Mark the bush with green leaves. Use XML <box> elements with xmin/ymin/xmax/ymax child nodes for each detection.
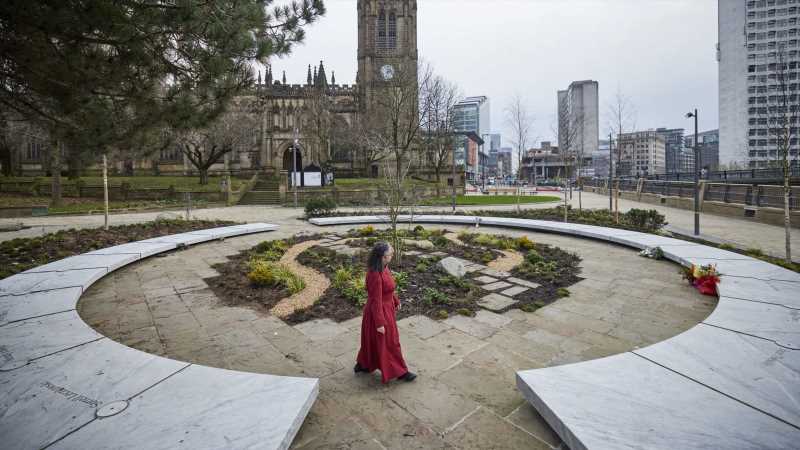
<box><xmin>333</xmin><ymin>266</ymin><xmax>368</xmax><ymax>306</ymax></box>
<box><xmin>304</xmin><ymin>198</ymin><xmax>337</xmax><ymax>218</ymax></box>
<box><xmin>393</xmin><ymin>271</ymin><xmax>409</xmax><ymax>290</ymax></box>
<box><xmin>252</xmin><ymin>239</ymin><xmax>289</xmax><ymax>262</ymax></box>
<box><xmin>515</xmin><ymin>236</ymin><xmax>536</xmax><ymax>250</ymax></box>
<box><xmin>622</xmin><ymin>209</ymin><xmax>667</xmax><ymax>233</ymax></box>
<box><xmin>422</xmin><ymin>287</ymin><xmax>448</xmax><ymax>306</ymax></box>
<box><xmin>247</xmin><ymin>260</ymin><xmax>306</xmax><ymax>294</ymax></box>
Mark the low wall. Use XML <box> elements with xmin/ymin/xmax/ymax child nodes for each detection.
<box><xmin>586</xmin><ymin>185</ymin><xmax>800</xmax><ymax>229</ymax></box>
<box><xmin>284</xmin><ymin>185</ymin><xmax>449</xmax><ymax>206</ymax></box>
<box><xmin>0</xmin><ymin>180</ymin><xmax>227</xmax><ymax>203</ymax></box>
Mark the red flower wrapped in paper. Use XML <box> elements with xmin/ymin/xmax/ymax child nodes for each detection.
<box><xmin>684</xmin><ymin>264</ymin><xmax>720</xmax><ymax>297</ymax></box>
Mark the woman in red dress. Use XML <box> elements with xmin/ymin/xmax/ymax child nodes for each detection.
<box><xmin>354</xmin><ymin>242</ymin><xmax>417</xmax><ymax>383</ymax></box>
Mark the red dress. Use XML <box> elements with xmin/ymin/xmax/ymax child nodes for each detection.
<box><xmin>356</xmin><ymin>268</ymin><xmax>408</xmax><ymax>383</ymax></box>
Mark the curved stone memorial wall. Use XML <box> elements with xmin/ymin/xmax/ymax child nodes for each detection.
<box><xmin>0</xmin><ymin>223</ymin><xmax>319</xmax><ymax>450</ymax></box>
<box><xmin>309</xmin><ymin>215</ymin><xmax>800</xmax><ymax>450</ymax></box>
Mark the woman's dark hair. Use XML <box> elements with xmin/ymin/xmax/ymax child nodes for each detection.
<box><xmin>367</xmin><ymin>242</ymin><xmax>391</xmax><ymax>272</ymax></box>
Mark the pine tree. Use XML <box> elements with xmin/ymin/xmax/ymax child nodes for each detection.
<box><xmin>0</xmin><ymin>0</ymin><xmax>326</xmax><ymax>203</ymax></box>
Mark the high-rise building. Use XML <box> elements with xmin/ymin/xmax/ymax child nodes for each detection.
<box><xmin>617</xmin><ymin>131</ymin><xmax>666</xmax><ymax>176</ymax></box>
<box><xmin>453</xmin><ymin>96</ymin><xmax>491</xmax><ymax>181</ymax></box>
<box><xmin>655</xmin><ymin>128</ymin><xmax>686</xmax><ymax>174</ymax></box>
<box><xmin>684</xmin><ymin>129</ymin><xmax>720</xmax><ymax>172</ymax></box>
<box><xmin>557</xmin><ymin>80</ymin><xmax>600</xmax><ymax>161</ymax></box>
<box><xmin>497</xmin><ymin>147</ymin><xmax>513</xmax><ymax>179</ymax></box>
<box><xmin>718</xmin><ymin>0</ymin><xmax>800</xmax><ymax>168</ymax></box>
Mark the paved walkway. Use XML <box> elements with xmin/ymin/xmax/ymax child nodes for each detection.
<box><xmin>78</xmin><ymin>223</ymin><xmax>714</xmax><ymax>449</ymax></box>
<box><xmin>1</xmin><ymin>191</ymin><xmax>794</xmax><ymax>261</ymax></box>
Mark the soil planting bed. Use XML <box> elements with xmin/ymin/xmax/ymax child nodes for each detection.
<box><xmin>206</xmin><ymin>226</ymin><xmax>583</xmax><ymax>325</ymax></box>
<box><xmin>0</xmin><ymin>219</ymin><xmax>239</xmax><ymax>279</ymax></box>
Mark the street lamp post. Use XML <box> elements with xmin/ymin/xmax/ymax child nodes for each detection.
<box><xmin>608</xmin><ymin>133</ymin><xmax>613</xmax><ymax>211</ymax></box>
<box><xmin>686</xmin><ymin>109</ymin><xmax>700</xmax><ymax>236</ymax></box>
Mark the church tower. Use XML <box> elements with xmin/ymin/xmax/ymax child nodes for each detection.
<box><xmin>357</xmin><ymin>0</ymin><xmax>418</xmax><ymax>110</ymax></box>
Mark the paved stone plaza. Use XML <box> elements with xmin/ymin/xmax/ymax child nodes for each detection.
<box><xmin>78</xmin><ymin>223</ymin><xmax>715</xmax><ymax>449</ymax></box>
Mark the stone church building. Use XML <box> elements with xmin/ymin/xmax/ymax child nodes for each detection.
<box><xmin>5</xmin><ymin>0</ymin><xmax>420</xmax><ymax>182</ymax></box>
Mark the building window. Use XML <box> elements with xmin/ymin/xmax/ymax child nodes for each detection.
<box><xmin>388</xmin><ymin>13</ymin><xmax>397</xmax><ymax>49</ymax></box>
<box><xmin>26</xmin><ymin>140</ymin><xmax>42</xmax><ymax>161</ymax></box>
<box><xmin>377</xmin><ymin>10</ymin><xmax>386</xmax><ymax>49</ymax></box>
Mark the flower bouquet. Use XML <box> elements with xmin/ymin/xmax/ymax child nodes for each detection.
<box><xmin>682</xmin><ymin>263</ymin><xmax>720</xmax><ymax>296</ymax></box>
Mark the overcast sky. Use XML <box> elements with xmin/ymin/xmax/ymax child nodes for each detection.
<box><xmin>269</xmin><ymin>0</ymin><xmax>719</xmax><ymax>147</ymax></box>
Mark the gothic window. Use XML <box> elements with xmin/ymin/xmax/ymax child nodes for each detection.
<box><xmin>25</xmin><ymin>140</ymin><xmax>42</xmax><ymax>161</ymax></box>
<box><xmin>377</xmin><ymin>10</ymin><xmax>386</xmax><ymax>49</ymax></box>
<box><xmin>160</xmin><ymin>145</ymin><xmax>182</xmax><ymax>162</ymax></box>
<box><xmin>388</xmin><ymin>13</ymin><xmax>397</xmax><ymax>49</ymax></box>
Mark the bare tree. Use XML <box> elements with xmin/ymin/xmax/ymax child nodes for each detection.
<box><xmin>175</xmin><ymin>111</ymin><xmax>257</xmax><ymax>185</ymax></box>
<box><xmin>605</xmin><ymin>87</ymin><xmax>637</xmax><ymax>222</ymax></box>
<box><xmin>371</xmin><ymin>61</ymin><xmax>428</xmax><ymax>177</ymax></box>
<box><xmin>505</xmin><ymin>94</ymin><xmax>534</xmax><ymax>212</ymax></box>
<box><xmin>301</xmin><ymin>84</ymin><xmax>334</xmax><ymax>165</ymax></box>
<box><xmin>766</xmin><ymin>44</ymin><xmax>795</xmax><ymax>262</ymax></box>
<box><xmin>556</xmin><ymin>96</ymin><xmax>582</xmax><ymax>220</ymax></box>
<box><xmin>419</xmin><ymin>71</ymin><xmax>462</xmax><ymax>195</ymax></box>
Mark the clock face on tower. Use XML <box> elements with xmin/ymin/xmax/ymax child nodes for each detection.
<box><xmin>380</xmin><ymin>64</ymin><xmax>395</xmax><ymax>81</ymax></box>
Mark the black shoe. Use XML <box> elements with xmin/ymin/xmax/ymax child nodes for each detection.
<box><xmin>399</xmin><ymin>371</ymin><xmax>417</xmax><ymax>382</ymax></box>
<box><xmin>354</xmin><ymin>363</ymin><xmax>369</xmax><ymax>374</ymax></box>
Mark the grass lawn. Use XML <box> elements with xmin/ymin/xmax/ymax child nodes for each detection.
<box><xmin>0</xmin><ymin>175</ymin><xmax>243</xmax><ymax>192</ymax></box>
<box><xmin>0</xmin><ymin>195</ymin><xmax>211</xmax><ymax>214</ymax></box>
<box><xmin>421</xmin><ymin>195</ymin><xmax>561</xmax><ymax>206</ymax></box>
<box><xmin>334</xmin><ymin>177</ymin><xmax>438</xmax><ymax>188</ymax></box>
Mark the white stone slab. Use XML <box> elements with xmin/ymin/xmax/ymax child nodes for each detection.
<box><xmin>0</xmin><ymin>311</ymin><xmax>102</xmax><ymax>371</ymax></box>
<box><xmin>704</xmin><ymin>297</ymin><xmax>800</xmax><ymax>350</ymax></box>
<box><xmin>0</xmin><ymin>268</ymin><xmax>107</xmax><ymax>296</ymax></box>
<box><xmin>516</xmin><ymin>352</ymin><xmax>800</xmax><ymax>450</ymax></box>
<box><xmin>658</xmin><ymin>245</ymin><xmax>754</xmax><ymax>266</ymax></box>
<box><xmin>507</xmin><ymin>277</ymin><xmax>541</xmax><ymax>289</ymax></box>
<box><xmin>0</xmin><ymin>338</ymin><xmax>187</xmax><ymax>450</ymax></box>
<box><xmin>716</xmin><ymin>276</ymin><xmax>800</xmax><ymax>309</ymax></box>
<box><xmin>635</xmin><ymin>324</ymin><xmax>800</xmax><ymax>428</ymax></box>
<box><xmin>478</xmin><ymin>293</ymin><xmax>517</xmax><ymax>311</ymax></box>
<box><xmin>86</xmin><ymin>241</ymin><xmax>177</xmax><ymax>258</ymax></box>
<box><xmin>482</xmin><ymin>268</ymin><xmax>512</xmax><ymax>278</ymax></box>
<box><xmin>0</xmin><ymin>287</ymin><xmax>82</xmax><ymax>326</ymax></box>
<box><xmin>52</xmin><ymin>364</ymin><xmax>319</xmax><ymax>450</ymax></box>
<box><xmin>501</xmin><ymin>286</ymin><xmax>529</xmax><ymax>297</ymax></box>
<box><xmin>482</xmin><ymin>281</ymin><xmax>513</xmax><ymax>291</ymax></box>
<box><xmin>139</xmin><ymin>232</ymin><xmax>215</xmax><ymax>246</ymax></box>
<box><xmin>690</xmin><ymin>258</ymin><xmax>800</xmax><ymax>284</ymax></box>
<box><xmin>187</xmin><ymin>223</ymin><xmax>278</xmax><ymax>239</ymax></box>
<box><xmin>474</xmin><ymin>275</ymin><xmax>499</xmax><ymax>284</ymax></box>
<box><xmin>23</xmin><ymin>253</ymin><xmax>140</xmax><ymax>274</ymax></box>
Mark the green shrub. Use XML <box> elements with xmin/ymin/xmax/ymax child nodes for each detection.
<box><xmin>520</xmin><ymin>304</ymin><xmax>538</xmax><ymax>313</ymax></box>
<box><xmin>534</xmin><ymin>300</ymin><xmax>547</xmax><ymax>307</ymax></box>
<box><xmin>435</xmin><ymin>310</ymin><xmax>449</xmax><ymax>320</ymax></box>
<box><xmin>422</xmin><ymin>287</ymin><xmax>448</xmax><ymax>306</ymax></box>
<box><xmin>393</xmin><ymin>271</ymin><xmax>409</xmax><ymax>290</ymax></box>
<box><xmin>415</xmin><ymin>260</ymin><xmax>430</xmax><ymax>272</ymax></box>
<box><xmin>746</xmin><ymin>247</ymin><xmax>765</xmax><ymax>257</ymax></box>
<box><xmin>556</xmin><ymin>288</ymin><xmax>570</xmax><ymax>298</ymax></box>
<box><xmin>358</xmin><ymin>225</ymin><xmax>376</xmax><ymax>236</ymax></box>
<box><xmin>515</xmin><ymin>236</ymin><xmax>536</xmax><ymax>250</ymax></box>
<box><xmin>304</xmin><ymin>198</ymin><xmax>337</xmax><ymax>218</ymax></box>
<box><xmin>525</xmin><ymin>250</ymin><xmax>543</xmax><ymax>264</ymax></box>
<box><xmin>366</xmin><ymin>237</ymin><xmax>377</xmax><ymax>246</ymax></box>
<box><xmin>333</xmin><ymin>266</ymin><xmax>367</xmax><ymax>306</ymax></box>
<box><xmin>428</xmin><ymin>234</ymin><xmax>450</xmax><ymax>248</ymax></box>
<box><xmin>247</xmin><ymin>260</ymin><xmax>305</xmax><ymax>294</ymax></box>
<box><xmin>457</xmin><ymin>308</ymin><xmax>474</xmax><ymax>317</ymax></box>
<box><xmin>622</xmin><ymin>209</ymin><xmax>667</xmax><ymax>233</ymax></box>
<box><xmin>719</xmin><ymin>243</ymin><xmax>736</xmax><ymax>251</ymax></box>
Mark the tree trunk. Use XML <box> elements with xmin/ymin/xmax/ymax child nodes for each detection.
<box><xmin>563</xmin><ymin>180</ymin><xmax>568</xmax><ymax>222</ymax></box>
<box><xmin>199</xmin><ymin>168</ymin><xmax>209</xmax><ymax>185</ymax></box>
<box><xmin>435</xmin><ymin>169</ymin><xmax>441</xmax><ymax>196</ymax></box>
<box><xmin>50</xmin><ymin>141</ymin><xmax>63</xmax><ymax>207</ymax></box>
<box><xmin>784</xmin><ymin>156</ymin><xmax>792</xmax><ymax>263</ymax></box>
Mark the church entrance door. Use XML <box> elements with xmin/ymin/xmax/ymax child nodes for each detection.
<box><xmin>283</xmin><ymin>147</ymin><xmax>303</xmax><ymax>187</ymax></box>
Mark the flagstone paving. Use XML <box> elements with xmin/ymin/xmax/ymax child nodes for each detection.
<box><xmin>77</xmin><ymin>223</ymin><xmax>715</xmax><ymax>449</ymax></box>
